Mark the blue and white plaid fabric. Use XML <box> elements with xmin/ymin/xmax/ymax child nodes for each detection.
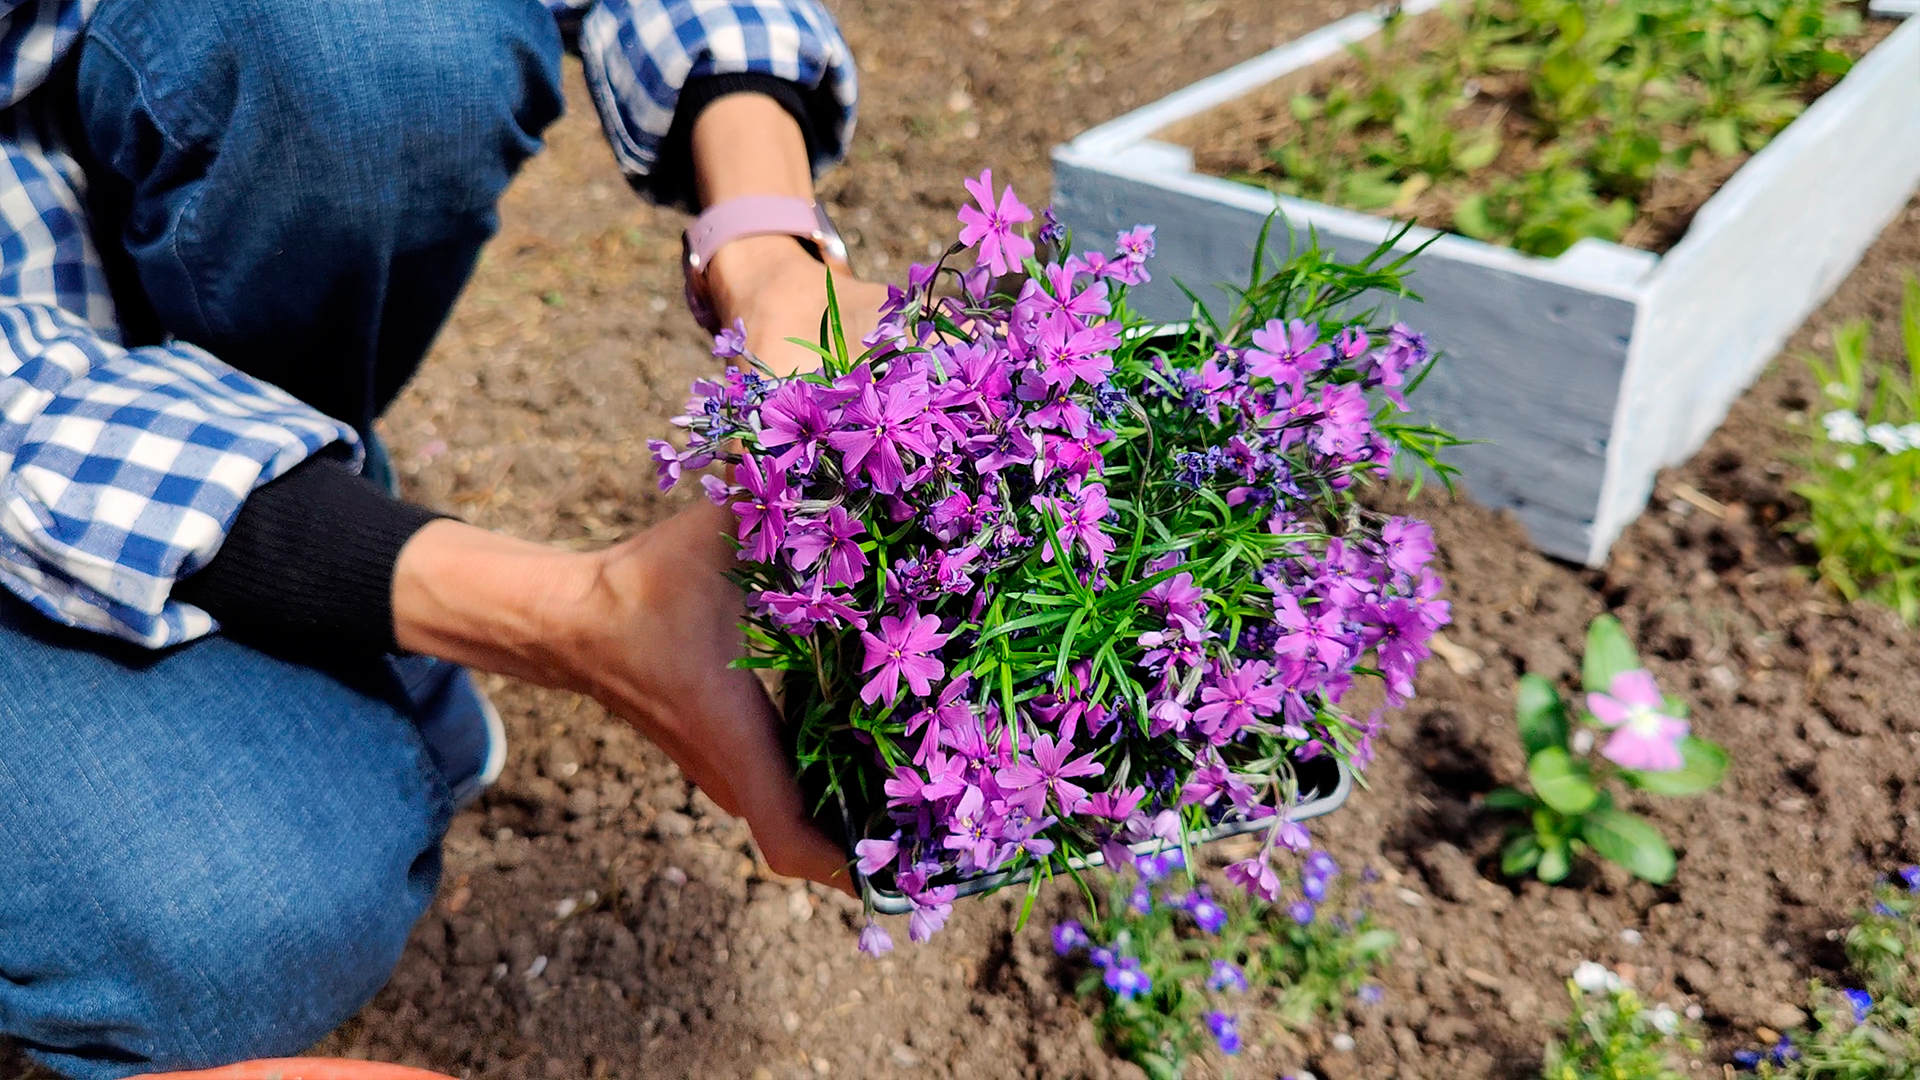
<box><xmin>0</xmin><ymin>0</ymin><xmax>856</xmax><ymax>648</ymax></box>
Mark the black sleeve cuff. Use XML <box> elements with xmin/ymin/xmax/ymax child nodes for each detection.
<box><xmin>173</xmin><ymin>454</ymin><xmax>447</xmax><ymax>656</ymax></box>
<box><xmin>643</xmin><ymin>72</ymin><xmax>832</xmax><ymax>212</ymax></box>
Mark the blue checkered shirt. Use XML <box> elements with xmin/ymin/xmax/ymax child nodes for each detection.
<box><xmin>0</xmin><ymin>0</ymin><xmax>856</xmax><ymax>648</ymax></box>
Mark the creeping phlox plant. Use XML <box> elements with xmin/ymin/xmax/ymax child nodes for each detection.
<box><xmin>1246</xmin><ymin>0</ymin><xmax>1863</xmax><ymax>257</ymax></box>
<box><xmin>1543</xmin><ymin>962</ymin><xmax>1700</xmax><ymax>1080</ymax></box>
<box><xmin>1489</xmin><ymin>616</ymin><xmax>1728</xmax><ymax>885</ymax></box>
<box><xmin>1053</xmin><ymin>847</ymin><xmax>1394</xmax><ymax>1080</ymax></box>
<box><xmin>1739</xmin><ymin>868</ymin><xmax>1920</xmax><ymax>1079</ymax></box>
<box><xmin>652</xmin><ymin>170</ymin><xmax>1460</xmax><ymax>950</ymax></box>
<box><xmin>1796</xmin><ymin>277</ymin><xmax>1920</xmax><ymax>623</ymax></box>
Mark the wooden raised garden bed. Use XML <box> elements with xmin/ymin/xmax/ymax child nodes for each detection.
<box><xmin>1053</xmin><ymin>0</ymin><xmax>1920</xmax><ymax>564</ymax></box>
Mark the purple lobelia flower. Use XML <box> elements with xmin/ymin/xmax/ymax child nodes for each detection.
<box><xmin>1208</xmin><ymin>960</ymin><xmax>1248</xmax><ymax>993</ymax></box>
<box><xmin>1288</xmin><ymin>900</ymin><xmax>1316</xmax><ymax>925</ymax></box>
<box><xmin>785</xmin><ymin>505</ymin><xmax>870</xmax><ymax>588</ymax></box>
<box><xmin>998</xmin><ymin>732</ymin><xmax>1105</xmax><ymax>815</ymax></box>
<box><xmin>1844</xmin><ymin>988</ymin><xmax>1873</xmax><ymax>1024</ymax></box>
<box><xmin>1205</xmin><ymin>1012</ymin><xmax>1242</xmax><ymax>1055</ymax></box>
<box><xmin>731</xmin><ymin>453</ymin><xmax>796</xmax><ymax>563</ymax></box>
<box><xmin>1037</xmin><ymin>205</ymin><xmax>1067</xmax><ymax>247</ymax></box>
<box><xmin>1104</xmin><ymin>956</ymin><xmax>1152</xmax><ymax>1001</ymax></box>
<box><xmin>1901</xmin><ymin>866</ymin><xmax>1920</xmax><ymax>892</ymax></box>
<box><xmin>1188</xmin><ymin>890</ymin><xmax>1228</xmax><ymax>934</ymax></box>
<box><xmin>957</xmin><ymin>168</ymin><xmax>1036</xmax><ymax>276</ymax></box>
<box><xmin>1586</xmin><ymin>670</ymin><xmax>1688</xmax><ymax>772</ymax></box>
<box><xmin>1053</xmin><ymin>919</ymin><xmax>1090</xmax><ymax>956</ymax></box>
<box><xmin>858</xmin><ymin>610</ymin><xmax>950</xmax><ymax>706</ymax></box>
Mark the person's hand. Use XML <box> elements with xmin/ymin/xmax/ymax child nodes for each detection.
<box><xmin>706</xmin><ymin>234</ymin><xmax>888</xmax><ymax>377</ymax></box>
<box><xmin>392</xmin><ymin>510</ymin><xmax>852</xmax><ymax>893</ymax></box>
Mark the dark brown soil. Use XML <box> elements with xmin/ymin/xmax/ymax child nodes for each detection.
<box><xmin>8</xmin><ymin>3</ymin><xmax>1920</xmax><ymax>1079</ymax></box>
<box><xmin>1174</xmin><ymin>7</ymin><xmax>1896</xmax><ymax>254</ymax></box>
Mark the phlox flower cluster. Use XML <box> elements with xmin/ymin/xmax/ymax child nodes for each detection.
<box><xmin>653</xmin><ymin>168</ymin><xmax>1448</xmax><ymax>949</ymax></box>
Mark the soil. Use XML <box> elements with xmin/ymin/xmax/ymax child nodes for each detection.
<box><xmin>1172</xmin><ymin>6</ymin><xmax>1897</xmax><ymax>254</ymax></box>
<box><xmin>7</xmin><ymin>2</ymin><xmax>1920</xmax><ymax>1079</ymax></box>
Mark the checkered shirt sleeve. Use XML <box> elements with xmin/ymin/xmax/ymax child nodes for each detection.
<box><xmin>0</xmin><ymin>103</ymin><xmax>359</xmax><ymax>648</ymax></box>
<box><xmin>549</xmin><ymin>0</ymin><xmax>858</xmax><ymax>189</ymax></box>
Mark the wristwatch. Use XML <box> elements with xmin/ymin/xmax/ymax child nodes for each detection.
<box><xmin>681</xmin><ymin>195</ymin><xmax>850</xmax><ymax>334</ymax></box>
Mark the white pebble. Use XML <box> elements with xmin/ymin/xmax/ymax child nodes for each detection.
<box><xmin>1396</xmin><ymin>888</ymin><xmax>1425</xmax><ymax>907</ymax></box>
<box><xmin>525</xmin><ymin>955</ymin><xmax>548</xmax><ymax>981</ymax></box>
<box><xmin>662</xmin><ymin>865</ymin><xmax>688</xmax><ymax>886</ymax></box>
<box><xmin>1331</xmin><ymin>1033</ymin><xmax>1356</xmax><ymax>1052</ymax></box>
<box><xmin>1619</xmin><ymin>928</ymin><xmax>1644</xmax><ymax>946</ymax></box>
<box><xmin>554</xmin><ymin>897</ymin><xmax>579</xmax><ymax>920</ymax></box>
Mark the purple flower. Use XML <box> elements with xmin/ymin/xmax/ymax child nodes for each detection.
<box><xmin>1033</xmin><ymin>479</ymin><xmax>1115</xmax><ymax>569</ymax></box>
<box><xmin>713</xmin><ymin>318</ymin><xmax>749</xmax><ymax>359</ymax></box>
<box><xmin>1205</xmin><ymin>1012</ymin><xmax>1241</xmax><ymax>1055</ymax></box>
<box><xmin>648</xmin><ymin>438</ymin><xmax>712</xmax><ymax>493</ymax></box>
<box><xmin>1272</xmin><ymin>594</ymin><xmax>1350</xmax><ymax>668</ymax></box>
<box><xmin>1380</xmin><ymin>517</ymin><xmax>1437</xmax><ymax>577</ymax></box>
<box><xmin>1207</xmin><ymin>960</ymin><xmax>1248</xmax><ymax>993</ymax></box>
<box><xmin>854</xmin><ymin>837</ymin><xmax>899</xmax><ymax>878</ymax></box>
<box><xmin>1188</xmin><ymin>891</ymin><xmax>1228</xmax><ymax>934</ymax></box>
<box><xmin>858</xmin><ymin>610</ymin><xmax>950</xmax><ymax>707</ymax></box>
<box><xmin>884</xmin><ymin>752</ymin><xmax>968</xmax><ymax>807</ymax></box>
<box><xmin>1358</xmin><ymin>984</ymin><xmax>1385</xmax><ymax>1005</ymax></box>
<box><xmin>1018</xmin><ymin>262</ymin><xmax>1111</xmax><ymax>322</ymax></box>
<box><xmin>1312</xmin><ymin>383</ymin><xmax>1373</xmax><ymax>458</ymax></box>
<box><xmin>1844</xmin><ymin>988</ymin><xmax>1873</xmax><ymax>1023</ymax></box>
<box><xmin>730</xmin><ymin>453</ymin><xmax>796</xmax><ymax>563</ymax></box>
<box><xmin>1128</xmin><ymin>883</ymin><xmax>1153</xmax><ymax>915</ymax></box>
<box><xmin>1364</xmin><ymin>323</ymin><xmax>1430</xmax><ymax>407</ymax></box>
<box><xmin>1362</xmin><ymin>598</ymin><xmax>1432</xmax><ymax>706</ymax></box>
<box><xmin>1247</xmin><ymin>318</ymin><xmax>1331</xmax><ymax>388</ymax></box>
<box><xmin>1899</xmin><ymin>866</ymin><xmax>1920</xmax><ymax>893</ymax></box>
<box><xmin>1586</xmin><ymin>670</ymin><xmax>1689</xmax><ymax>772</ymax></box>
<box><xmin>997</xmin><ymin>732</ymin><xmax>1105</xmax><ymax>814</ymax></box>
<box><xmin>1104</xmin><ymin>956</ymin><xmax>1152</xmax><ymax>1001</ymax></box>
<box><xmin>957</xmin><ymin>168</ymin><xmax>1036</xmax><ymax>276</ymax></box>
<box><xmin>1085</xmin><ymin>786</ymin><xmax>1145</xmax><ymax>822</ymax></box>
<box><xmin>1288</xmin><ymin>900</ymin><xmax>1316</xmax><ymax>925</ymax></box>
<box><xmin>1053</xmin><ymin>920</ymin><xmax>1090</xmax><ymax>956</ymax></box>
<box><xmin>1194</xmin><ymin>660</ymin><xmax>1283</xmax><ymax>741</ymax></box>
<box><xmin>785</xmin><ymin>505</ymin><xmax>870</xmax><ymax>588</ymax></box>
<box><xmin>942</xmin><ymin>786</ymin><xmax>1004</xmax><ymax>871</ymax></box>
<box><xmin>755</xmin><ymin>578</ymin><xmax>867</xmax><ymax>634</ymax></box>
<box><xmin>1090</xmin><ymin>946</ymin><xmax>1116</xmax><ymax>970</ymax></box>
<box><xmin>858</xmin><ymin>923</ymin><xmax>893</xmax><ymax>956</ymax></box>
<box><xmin>758</xmin><ymin>380</ymin><xmax>845</xmax><ymax>473</ymax></box>
<box><xmin>1037</xmin><ymin>206</ymin><xmax>1067</xmax><ymax>246</ymax></box>
<box><xmin>826</xmin><ymin>380</ymin><xmax>934</xmax><ymax>495</ymax></box>
<box><xmin>1028</xmin><ymin>310</ymin><xmax>1118</xmax><ymax>389</ymax></box>
<box><xmin>1225</xmin><ymin>856</ymin><xmax>1283</xmax><ymax>903</ymax></box>
<box><xmin>909</xmin><ymin>890</ymin><xmax>955</xmax><ymax>943</ymax></box>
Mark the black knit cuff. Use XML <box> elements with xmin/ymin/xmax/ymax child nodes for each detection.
<box><xmin>173</xmin><ymin>454</ymin><xmax>447</xmax><ymax>656</ymax></box>
<box><xmin>643</xmin><ymin>72</ymin><xmax>830</xmax><ymax>211</ymax></box>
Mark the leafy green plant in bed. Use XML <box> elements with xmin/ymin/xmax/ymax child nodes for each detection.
<box><xmin>1247</xmin><ymin>0</ymin><xmax>1864</xmax><ymax>257</ymax></box>
<box><xmin>1544</xmin><ymin>962</ymin><xmax>1701</xmax><ymax>1080</ymax></box>
<box><xmin>1740</xmin><ymin>869</ymin><xmax>1920</xmax><ymax>1078</ymax></box>
<box><xmin>1055</xmin><ymin>846</ymin><xmax>1394</xmax><ymax>1080</ymax></box>
<box><xmin>1487</xmin><ymin>615</ymin><xmax>1728</xmax><ymax>885</ymax></box>
<box><xmin>1794</xmin><ymin>277</ymin><xmax>1920</xmax><ymax>622</ymax></box>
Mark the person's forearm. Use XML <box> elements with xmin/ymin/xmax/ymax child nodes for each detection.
<box><xmin>391</xmin><ymin>519</ymin><xmax>600</xmax><ymax>694</ymax></box>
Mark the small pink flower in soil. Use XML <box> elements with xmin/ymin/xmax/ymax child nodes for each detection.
<box><xmin>1587</xmin><ymin>669</ymin><xmax>1689</xmax><ymax>772</ymax></box>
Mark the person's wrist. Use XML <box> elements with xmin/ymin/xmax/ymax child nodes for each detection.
<box><xmin>392</xmin><ymin>519</ymin><xmax>605</xmax><ymax>693</ymax></box>
<box><xmin>705</xmin><ymin>233</ymin><xmax>822</xmax><ymax>328</ymax></box>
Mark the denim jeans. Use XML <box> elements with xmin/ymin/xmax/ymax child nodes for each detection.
<box><xmin>0</xmin><ymin>2</ymin><xmax>565</xmax><ymax>1076</ymax></box>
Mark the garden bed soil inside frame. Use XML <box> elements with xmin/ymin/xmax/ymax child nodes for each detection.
<box><xmin>1052</xmin><ymin>1</ymin><xmax>1920</xmax><ymax>567</ymax></box>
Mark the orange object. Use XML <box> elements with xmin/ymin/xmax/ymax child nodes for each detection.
<box><xmin>144</xmin><ymin>1059</ymin><xmax>459</xmax><ymax>1080</ymax></box>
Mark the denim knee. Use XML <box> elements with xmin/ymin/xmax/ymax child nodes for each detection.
<box><xmin>73</xmin><ymin>0</ymin><xmax>565</xmax><ymax>428</ymax></box>
<box><xmin>11</xmin><ymin>810</ymin><xmax>441</xmax><ymax>1080</ymax></box>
